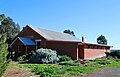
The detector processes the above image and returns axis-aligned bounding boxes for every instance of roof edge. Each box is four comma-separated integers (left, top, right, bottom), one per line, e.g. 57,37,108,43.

26,25,48,40
47,40,81,43
10,37,25,46
79,42,112,47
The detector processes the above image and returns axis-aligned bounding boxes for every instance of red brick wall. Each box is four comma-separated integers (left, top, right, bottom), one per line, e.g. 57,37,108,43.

78,45,84,59
46,41,78,59
84,48,106,60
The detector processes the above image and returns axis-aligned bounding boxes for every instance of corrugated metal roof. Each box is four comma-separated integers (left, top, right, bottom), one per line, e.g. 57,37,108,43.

18,37,36,45
29,25,81,42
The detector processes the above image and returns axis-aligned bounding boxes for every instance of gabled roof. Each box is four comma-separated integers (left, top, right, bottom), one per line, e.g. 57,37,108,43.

18,37,36,45
28,25,81,42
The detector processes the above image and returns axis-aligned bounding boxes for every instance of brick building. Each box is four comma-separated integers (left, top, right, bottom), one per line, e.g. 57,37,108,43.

11,25,111,60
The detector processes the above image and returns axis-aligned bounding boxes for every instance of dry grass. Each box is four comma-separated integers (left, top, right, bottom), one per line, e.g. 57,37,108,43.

2,62,38,77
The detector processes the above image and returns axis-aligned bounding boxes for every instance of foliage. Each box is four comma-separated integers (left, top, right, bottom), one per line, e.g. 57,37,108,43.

20,62,101,77
18,55,26,62
79,59,96,66
28,48,60,64
0,34,9,77
97,35,107,45
94,58,112,66
110,51,120,58
60,55,72,61
97,60,111,65
59,60,80,66
63,29,75,37
19,57,120,77
0,14,5,21
0,14,20,44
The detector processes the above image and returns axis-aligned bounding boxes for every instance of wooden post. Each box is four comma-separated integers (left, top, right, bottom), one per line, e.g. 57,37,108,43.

77,47,79,60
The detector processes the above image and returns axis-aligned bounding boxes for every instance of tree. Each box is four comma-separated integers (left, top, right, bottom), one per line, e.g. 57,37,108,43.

0,14,9,76
0,14,5,21
0,14,20,59
63,29,75,37
0,14,20,43
97,35,107,45
0,34,8,76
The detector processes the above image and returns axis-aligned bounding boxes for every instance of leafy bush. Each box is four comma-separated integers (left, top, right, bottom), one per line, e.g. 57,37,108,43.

94,58,111,65
110,51,120,58
97,60,111,65
28,48,59,64
107,56,114,60
79,59,86,64
59,60,80,66
59,55,71,61
18,55,26,61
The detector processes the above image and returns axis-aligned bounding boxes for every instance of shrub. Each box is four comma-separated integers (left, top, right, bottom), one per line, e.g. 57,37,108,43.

28,48,59,64
97,59,111,65
110,51,120,58
18,55,26,61
115,59,120,62
40,72,52,77
60,55,71,61
79,59,86,64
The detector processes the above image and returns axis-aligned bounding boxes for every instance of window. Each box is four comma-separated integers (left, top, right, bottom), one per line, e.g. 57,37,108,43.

98,46,101,49
94,46,97,49
88,45,90,48
36,40,41,49
18,45,24,53
90,45,93,48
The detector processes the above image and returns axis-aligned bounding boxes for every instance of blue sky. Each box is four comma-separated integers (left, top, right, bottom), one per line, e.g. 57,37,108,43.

0,0,120,48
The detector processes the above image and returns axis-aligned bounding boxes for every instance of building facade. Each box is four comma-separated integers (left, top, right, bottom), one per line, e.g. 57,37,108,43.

11,25,111,60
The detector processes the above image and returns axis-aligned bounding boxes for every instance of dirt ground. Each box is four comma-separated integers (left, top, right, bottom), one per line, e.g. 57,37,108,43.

2,62,38,77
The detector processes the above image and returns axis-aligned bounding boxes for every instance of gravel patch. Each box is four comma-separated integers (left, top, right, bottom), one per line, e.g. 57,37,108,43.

73,67,120,77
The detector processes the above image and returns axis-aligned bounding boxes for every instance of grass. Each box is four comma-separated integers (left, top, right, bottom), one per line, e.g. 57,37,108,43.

20,64,100,77
115,74,120,76
107,60,120,67
18,57,120,77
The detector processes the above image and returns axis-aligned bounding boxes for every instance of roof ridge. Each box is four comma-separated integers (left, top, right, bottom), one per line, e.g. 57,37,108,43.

28,25,75,37
26,25,81,42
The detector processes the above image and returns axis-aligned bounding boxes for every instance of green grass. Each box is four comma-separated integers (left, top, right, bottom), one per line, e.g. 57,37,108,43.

20,64,100,77
107,60,120,67
19,58,120,77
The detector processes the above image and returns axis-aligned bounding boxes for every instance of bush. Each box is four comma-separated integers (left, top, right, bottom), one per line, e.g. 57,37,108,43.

110,51,120,58
98,60,111,65
28,48,59,64
18,55,26,61
95,59,111,65
60,55,71,61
